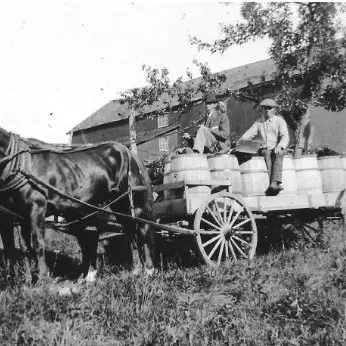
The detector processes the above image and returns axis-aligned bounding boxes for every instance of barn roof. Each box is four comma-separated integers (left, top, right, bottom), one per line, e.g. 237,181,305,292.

70,58,276,133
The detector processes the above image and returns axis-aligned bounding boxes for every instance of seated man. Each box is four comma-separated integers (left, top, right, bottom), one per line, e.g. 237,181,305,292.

183,92,230,154
239,98,289,196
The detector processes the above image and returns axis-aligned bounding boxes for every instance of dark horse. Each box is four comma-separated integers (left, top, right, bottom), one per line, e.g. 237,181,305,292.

0,126,155,282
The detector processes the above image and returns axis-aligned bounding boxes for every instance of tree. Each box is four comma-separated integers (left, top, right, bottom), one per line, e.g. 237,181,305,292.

119,61,226,154
191,2,346,155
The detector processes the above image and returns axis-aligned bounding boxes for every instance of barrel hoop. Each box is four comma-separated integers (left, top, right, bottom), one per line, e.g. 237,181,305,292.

295,168,320,172
240,170,268,174
318,167,343,171
210,168,240,173
171,167,210,173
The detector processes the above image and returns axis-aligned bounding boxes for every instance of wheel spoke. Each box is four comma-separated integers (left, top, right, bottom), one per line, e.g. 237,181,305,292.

202,234,221,248
198,230,222,235
305,223,321,233
228,240,237,262
226,199,235,225
208,237,223,259
232,235,251,247
207,205,223,228
229,208,243,229
217,239,225,265
213,199,225,226
230,238,248,258
232,218,251,230
235,230,255,235
302,225,316,242
201,217,223,232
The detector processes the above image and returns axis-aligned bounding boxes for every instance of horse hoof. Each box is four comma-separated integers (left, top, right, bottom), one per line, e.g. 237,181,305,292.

132,268,141,276
145,268,155,277
84,270,97,283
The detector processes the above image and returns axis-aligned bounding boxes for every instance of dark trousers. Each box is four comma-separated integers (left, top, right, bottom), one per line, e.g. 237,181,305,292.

259,149,284,184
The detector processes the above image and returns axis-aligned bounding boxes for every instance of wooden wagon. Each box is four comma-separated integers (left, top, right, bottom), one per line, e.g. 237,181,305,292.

149,153,346,267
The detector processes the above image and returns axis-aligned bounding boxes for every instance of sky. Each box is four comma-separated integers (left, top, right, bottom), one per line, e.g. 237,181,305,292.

0,0,272,143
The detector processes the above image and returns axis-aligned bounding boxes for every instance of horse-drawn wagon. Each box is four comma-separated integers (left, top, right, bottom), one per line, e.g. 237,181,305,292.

0,126,345,281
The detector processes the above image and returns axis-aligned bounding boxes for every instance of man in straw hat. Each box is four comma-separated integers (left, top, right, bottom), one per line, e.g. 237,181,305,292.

183,91,230,154
239,98,289,196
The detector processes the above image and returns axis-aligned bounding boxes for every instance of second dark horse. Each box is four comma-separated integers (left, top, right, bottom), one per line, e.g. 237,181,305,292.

0,127,155,282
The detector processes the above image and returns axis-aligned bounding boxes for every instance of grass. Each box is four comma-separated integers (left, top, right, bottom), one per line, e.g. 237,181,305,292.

0,220,346,345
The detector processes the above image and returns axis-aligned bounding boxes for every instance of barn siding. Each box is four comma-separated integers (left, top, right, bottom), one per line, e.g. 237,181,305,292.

72,111,181,162
309,107,346,153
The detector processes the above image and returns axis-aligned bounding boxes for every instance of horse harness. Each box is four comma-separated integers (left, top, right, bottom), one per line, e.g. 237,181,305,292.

0,133,142,227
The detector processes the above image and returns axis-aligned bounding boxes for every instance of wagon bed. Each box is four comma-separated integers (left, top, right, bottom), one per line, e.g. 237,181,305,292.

152,178,346,267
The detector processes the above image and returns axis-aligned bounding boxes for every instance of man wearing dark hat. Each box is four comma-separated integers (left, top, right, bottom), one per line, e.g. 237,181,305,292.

183,92,230,154
240,98,289,195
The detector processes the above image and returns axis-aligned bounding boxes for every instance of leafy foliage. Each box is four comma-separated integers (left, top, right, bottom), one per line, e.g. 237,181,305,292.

191,2,346,145
120,61,226,121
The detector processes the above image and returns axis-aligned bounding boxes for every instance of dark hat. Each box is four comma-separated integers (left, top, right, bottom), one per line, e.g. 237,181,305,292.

203,92,217,104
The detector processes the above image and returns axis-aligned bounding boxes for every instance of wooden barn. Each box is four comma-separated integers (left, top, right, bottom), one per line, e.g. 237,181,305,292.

69,58,346,163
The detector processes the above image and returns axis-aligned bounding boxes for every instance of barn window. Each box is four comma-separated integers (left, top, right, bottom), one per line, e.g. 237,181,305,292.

159,136,169,151
158,114,168,128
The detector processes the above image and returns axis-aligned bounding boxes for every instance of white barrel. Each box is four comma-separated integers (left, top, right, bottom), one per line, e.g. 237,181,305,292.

171,154,211,181
293,154,323,194
240,156,269,196
317,155,344,192
171,153,211,201
281,156,298,194
207,153,242,194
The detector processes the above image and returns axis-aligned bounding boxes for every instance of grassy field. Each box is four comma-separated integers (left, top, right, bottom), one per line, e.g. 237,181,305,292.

0,221,346,345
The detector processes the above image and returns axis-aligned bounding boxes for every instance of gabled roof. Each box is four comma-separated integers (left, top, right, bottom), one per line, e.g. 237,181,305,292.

71,58,276,133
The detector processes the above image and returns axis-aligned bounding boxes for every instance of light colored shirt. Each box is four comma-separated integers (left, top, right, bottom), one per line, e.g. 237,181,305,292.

241,114,289,150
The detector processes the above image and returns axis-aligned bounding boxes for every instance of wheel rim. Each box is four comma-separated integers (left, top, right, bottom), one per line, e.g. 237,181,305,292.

194,192,257,267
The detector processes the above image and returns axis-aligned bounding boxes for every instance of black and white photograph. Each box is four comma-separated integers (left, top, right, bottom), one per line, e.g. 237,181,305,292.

1,1,346,344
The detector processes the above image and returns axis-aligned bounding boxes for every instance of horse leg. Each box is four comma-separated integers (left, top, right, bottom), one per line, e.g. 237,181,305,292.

27,198,48,283
77,229,99,283
129,228,141,275
0,219,16,279
136,222,155,275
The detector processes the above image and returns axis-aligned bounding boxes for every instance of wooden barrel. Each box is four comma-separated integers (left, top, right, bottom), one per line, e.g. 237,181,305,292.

240,156,269,196
293,154,323,194
281,156,298,194
171,154,211,202
317,155,344,192
207,153,242,194
342,154,346,187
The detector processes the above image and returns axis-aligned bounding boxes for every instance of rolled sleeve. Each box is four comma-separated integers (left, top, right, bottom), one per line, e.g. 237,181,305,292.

241,122,259,140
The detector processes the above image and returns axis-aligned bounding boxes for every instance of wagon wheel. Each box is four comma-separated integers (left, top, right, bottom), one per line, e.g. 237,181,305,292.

194,192,257,267
293,216,324,246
